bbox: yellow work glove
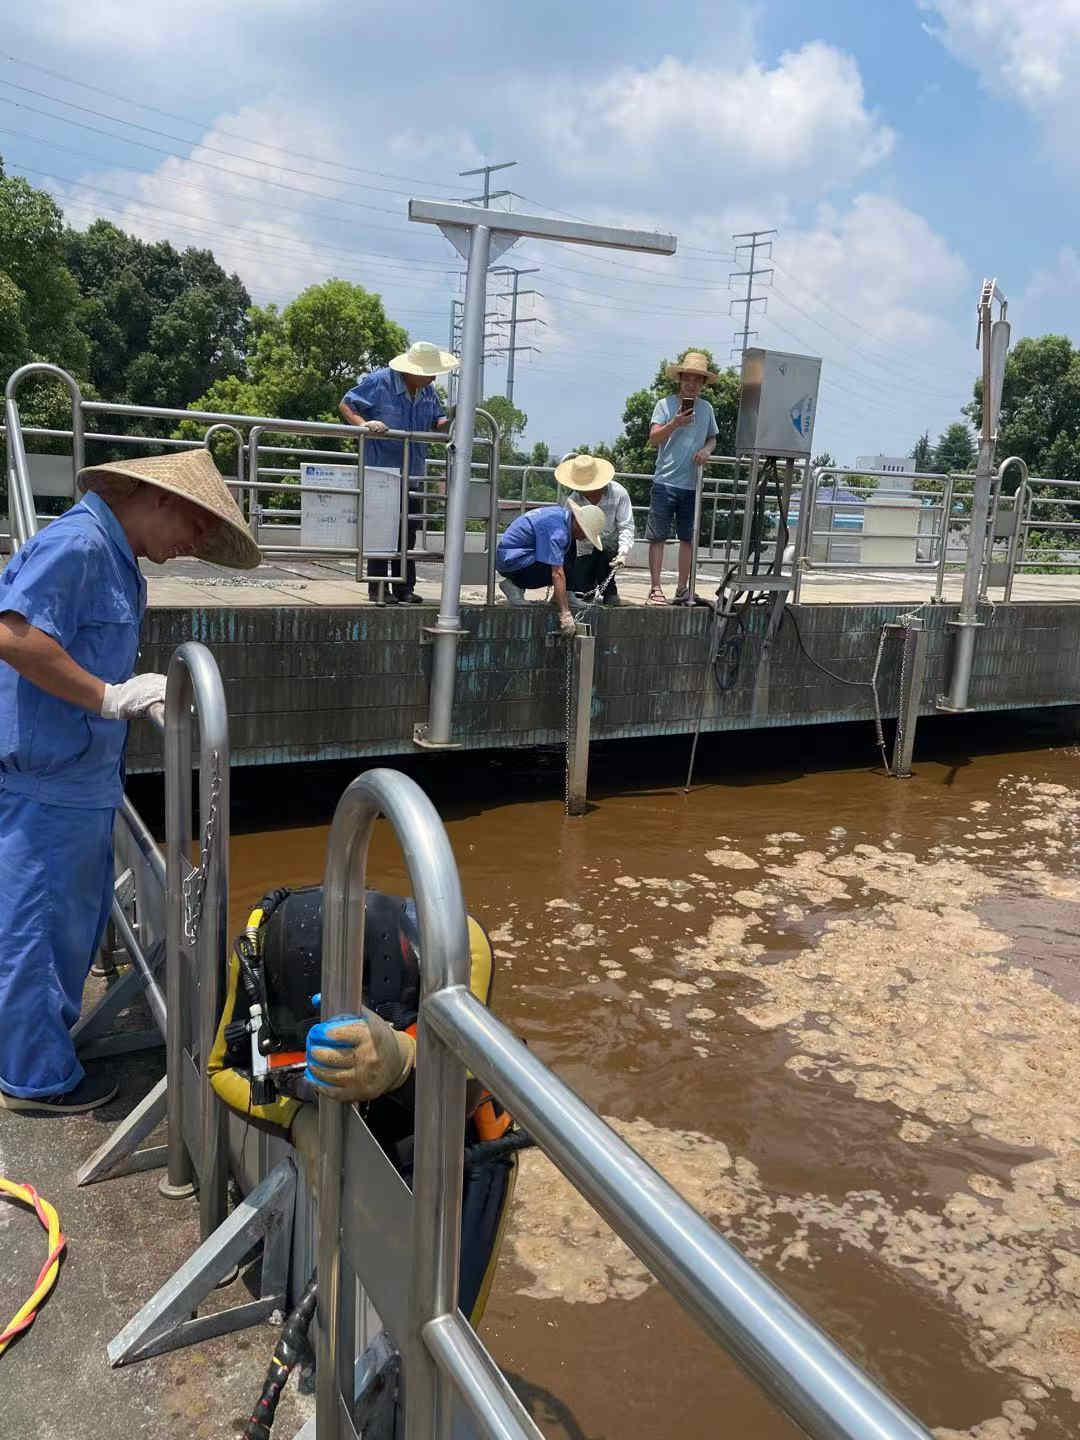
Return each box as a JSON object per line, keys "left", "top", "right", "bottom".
{"left": 304, "top": 1008, "right": 415, "bottom": 1102}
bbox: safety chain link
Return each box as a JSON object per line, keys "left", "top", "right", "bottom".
{"left": 182, "top": 752, "right": 222, "bottom": 945}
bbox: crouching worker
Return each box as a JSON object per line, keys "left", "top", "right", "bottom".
{"left": 495, "top": 498, "right": 606, "bottom": 635}
{"left": 208, "top": 886, "right": 523, "bottom": 1327}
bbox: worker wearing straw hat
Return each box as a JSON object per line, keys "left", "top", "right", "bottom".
{"left": 340, "top": 340, "right": 458, "bottom": 605}
{"left": 0, "top": 449, "right": 258, "bottom": 1114}
{"left": 496, "top": 498, "right": 606, "bottom": 635}
{"left": 646, "top": 350, "right": 719, "bottom": 605}
{"left": 555, "top": 453, "right": 635, "bottom": 607}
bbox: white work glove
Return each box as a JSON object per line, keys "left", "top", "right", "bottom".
{"left": 559, "top": 611, "right": 577, "bottom": 637}
{"left": 304, "top": 1008, "right": 415, "bottom": 1102}
{"left": 610, "top": 554, "right": 627, "bottom": 570}
{"left": 362, "top": 419, "right": 388, "bottom": 436}
{"left": 101, "top": 673, "right": 167, "bottom": 725}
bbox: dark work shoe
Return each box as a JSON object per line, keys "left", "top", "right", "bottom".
{"left": 0, "top": 1072, "right": 119, "bottom": 1115}
{"left": 396, "top": 590, "right": 423, "bottom": 605}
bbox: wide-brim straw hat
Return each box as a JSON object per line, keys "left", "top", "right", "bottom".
{"left": 78, "top": 449, "right": 261, "bottom": 570}
{"left": 665, "top": 350, "right": 718, "bottom": 383}
{"left": 566, "top": 498, "right": 605, "bottom": 550}
{"left": 555, "top": 452, "right": 616, "bottom": 491}
{"left": 389, "top": 340, "right": 460, "bottom": 377}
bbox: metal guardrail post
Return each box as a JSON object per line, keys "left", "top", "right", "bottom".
{"left": 315, "top": 769, "right": 472, "bottom": 1440}
{"left": 162, "top": 643, "right": 231, "bottom": 1240}
{"left": 202, "top": 423, "right": 245, "bottom": 505}
{"left": 935, "top": 477, "right": 954, "bottom": 601}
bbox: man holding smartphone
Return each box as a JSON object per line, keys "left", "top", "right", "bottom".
{"left": 645, "top": 350, "right": 719, "bottom": 605}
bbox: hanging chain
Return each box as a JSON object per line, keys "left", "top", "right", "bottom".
{"left": 182, "top": 752, "right": 222, "bottom": 945}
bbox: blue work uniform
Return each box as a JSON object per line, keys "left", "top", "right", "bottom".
{"left": 496, "top": 506, "right": 573, "bottom": 590}
{"left": 341, "top": 367, "right": 446, "bottom": 594}
{"left": 0, "top": 493, "right": 145, "bottom": 1098}
{"left": 340, "top": 367, "right": 445, "bottom": 477}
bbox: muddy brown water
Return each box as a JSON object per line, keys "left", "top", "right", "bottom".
{"left": 131, "top": 711, "right": 1080, "bottom": 1439}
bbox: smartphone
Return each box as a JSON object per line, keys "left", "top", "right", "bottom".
{"left": 679, "top": 396, "right": 695, "bottom": 415}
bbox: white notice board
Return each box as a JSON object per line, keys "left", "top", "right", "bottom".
{"left": 299, "top": 462, "right": 401, "bottom": 554}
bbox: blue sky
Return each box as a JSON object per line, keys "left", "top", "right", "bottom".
{"left": 2, "top": 1, "right": 1078, "bottom": 465}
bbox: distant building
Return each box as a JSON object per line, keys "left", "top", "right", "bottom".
{"left": 854, "top": 454, "right": 914, "bottom": 491}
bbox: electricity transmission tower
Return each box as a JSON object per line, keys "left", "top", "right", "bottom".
{"left": 448, "top": 160, "right": 519, "bottom": 399}
{"left": 489, "top": 267, "right": 543, "bottom": 404}
{"left": 459, "top": 160, "right": 517, "bottom": 209}
{"left": 729, "top": 229, "right": 776, "bottom": 361}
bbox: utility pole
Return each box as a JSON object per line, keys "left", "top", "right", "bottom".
{"left": 490, "top": 266, "right": 543, "bottom": 404}
{"left": 729, "top": 229, "right": 776, "bottom": 361}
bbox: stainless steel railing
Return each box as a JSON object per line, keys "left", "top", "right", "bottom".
{"left": 316, "top": 767, "right": 934, "bottom": 1440}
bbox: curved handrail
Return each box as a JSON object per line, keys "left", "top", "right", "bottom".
{"left": 316, "top": 768, "right": 471, "bottom": 1439}
{"left": 4, "top": 364, "right": 85, "bottom": 545}
{"left": 163, "top": 641, "right": 231, "bottom": 1239}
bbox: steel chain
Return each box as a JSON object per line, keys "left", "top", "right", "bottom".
{"left": 182, "top": 753, "right": 222, "bottom": 945}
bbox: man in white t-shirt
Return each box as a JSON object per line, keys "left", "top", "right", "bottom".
{"left": 646, "top": 351, "right": 718, "bottom": 606}
{"left": 556, "top": 453, "right": 635, "bottom": 606}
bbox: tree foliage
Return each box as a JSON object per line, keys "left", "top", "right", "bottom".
{"left": 933, "top": 422, "right": 976, "bottom": 475}
{"left": 0, "top": 160, "right": 90, "bottom": 434}
{"left": 581, "top": 346, "right": 741, "bottom": 508}
{"left": 911, "top": 431, "right": 934, "bottom": 472}
{"left": 63, "top": 220, "right": 250, "bottom": 408}
{"left": 968, "top": 334, "right": 1080, "bottom": 485}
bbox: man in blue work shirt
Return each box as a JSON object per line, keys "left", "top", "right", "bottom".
{"left": 646, "top": 350, "right": 719, "bottom": 606}
{"left": 0, "top": 449, "right": 258, "bottom": 1114}
{"left": 339, "top": 340, "right": 458, "bottom": 604}
{"left": 496, "top": 499, "right": 606, "bottom": 635}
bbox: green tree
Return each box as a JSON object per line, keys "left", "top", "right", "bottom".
{"left": 967, "top": 334, "right": 1080, "bottom": 484}
{"left": 911, "top": 431, "right": 934, "bottom": 472}
{"left": 0, "top": 160, "right": 90, "bottom": 430}
{"left": 64, "top": 219, "right": 249, "bottom": 407}
{"left": 528, "top": 440, "right": 551, "bottom": 467}
{"left": 585, "top": 347, "right": 741, "bottom": 509}
{"left": 933, "top": 422, "right": 975, "bottom": 475}
{"left": 479, "top": 393, "right": 528, "bottom": 466}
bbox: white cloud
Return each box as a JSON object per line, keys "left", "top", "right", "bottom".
{"left": 526, "top": 42, "right": 894, "bottom": 193}
{"left": 24, "top": 0, "right": 320, "bottom": 54}
{"left": 917, "top": 0, "right": 1080, "bottom": 108}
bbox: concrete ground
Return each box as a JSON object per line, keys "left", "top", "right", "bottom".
{"left": 0, "top": 973, "right": 315, "bottom": 1440}
{"left": 142, "top": 553, "right": 1080, "bottom": 609}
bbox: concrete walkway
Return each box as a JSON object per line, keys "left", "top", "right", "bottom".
{"left": 0, "top": 977, "right": 314, "bottom": 1439}
{"left": 144, "top": 555, "right": 1080, "bottom": 609}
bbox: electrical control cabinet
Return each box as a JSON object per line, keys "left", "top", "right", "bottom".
{"left": 735, "top": 348, "right": 821, "bottom": 459}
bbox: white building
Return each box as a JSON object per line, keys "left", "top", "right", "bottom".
{"left": 854, "top": 454, "right": 915, "bottom": 491}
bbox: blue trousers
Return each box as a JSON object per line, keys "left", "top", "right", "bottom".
{"left": 0, "top": 790, "right": 114, "bottom": 1098}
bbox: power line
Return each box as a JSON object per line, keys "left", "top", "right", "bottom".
{"left": 0, "top": 95, "right": 404, "bottom": 217}
{"left": 0, "top": 51, "right": 465, "bottom": 192}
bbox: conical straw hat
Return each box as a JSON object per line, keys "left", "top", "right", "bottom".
{"left": 78, "top": 448, "right": 261, "bottom": 570}
{"left": 566, "top": 498, "right": 605, "bottom": 550}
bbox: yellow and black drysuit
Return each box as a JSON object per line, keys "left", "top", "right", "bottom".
{"left": 208, "top": 885, "right": 519, "bottom": 1326}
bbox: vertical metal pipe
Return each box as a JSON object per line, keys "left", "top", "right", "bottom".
{"left": 935, "top": 476, "right": 954, "bottom": 602}
{"left": 399, "top": 436, "right": 412, "bottom": 589}
{"left": 425, "top": 223, "right": 491, "bottom": 746}
{"left": 163, "top": 661, "right": 195, "bottom": 1197}
{"left": 476, "top": 410, "right": 500, "bottom": 605}
{"left": 688, "top": 463, "right": 703, "bottom": 598}
{"left": 354, "top": 432, "right": 366, "bottom": 584}
{"left": 193, "top": 650, "right": 230, "bottom": 1242}
{"left": 247, "top": 425, "right": 263, "bottom": 543}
